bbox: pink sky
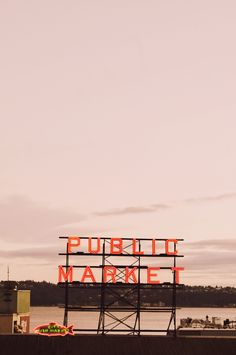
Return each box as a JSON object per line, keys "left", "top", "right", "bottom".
{"left": 0, "top": 0, "right": 236, "bottom": 285}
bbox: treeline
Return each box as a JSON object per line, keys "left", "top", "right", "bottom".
{"left": 0, "top": 281, "right": 235, "bottom": 307}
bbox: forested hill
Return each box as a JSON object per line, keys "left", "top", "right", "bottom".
{"left": 1, "top": 281, "right": 235, "bottom": 307}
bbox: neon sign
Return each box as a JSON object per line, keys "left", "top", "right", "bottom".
{"left": 58, "top": 237, "right": 184, "bottom": 284}
{"left": 34, "top": 322, "right": 74, "bottom": 336}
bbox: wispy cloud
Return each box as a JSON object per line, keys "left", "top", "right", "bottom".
{"left": 0, "top": 246, "right": 57, "bottom": 260}
{"left": 92, "top": 192, "right": 236, "bottom": 217}
{"left": 185, "top": 239, "right": 236, "bottom": 250}
{"left": 185, "top": 251, "right": 236, "bottom": 273}
{"left": 1, "top": 192, "right": 236, "bottom": 247}
{"left": 183, "top": 239, "right": 236, "bottom": 276}
{"left": 93, "top": 204, "right": 170, "bottom": 217}
{"left": 0, "top": 195, "right": 85, "bottom": 243}
{"left": 183, "top": 193, "right": 236, "bottom": 204}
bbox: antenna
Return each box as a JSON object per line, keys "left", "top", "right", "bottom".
{"left": 7, "top": 265, "right": 9, "bottom": 281}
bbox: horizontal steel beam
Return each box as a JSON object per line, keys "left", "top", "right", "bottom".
{"left": 59, "top": 236, "right": 184, "bottom": 241}
{"left": 59, "top": 252, "right": 184, "bottom": 257}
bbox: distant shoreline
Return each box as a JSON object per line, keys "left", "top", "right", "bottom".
{"left": 1, "top": 281, "right": 236, "bottom": 308}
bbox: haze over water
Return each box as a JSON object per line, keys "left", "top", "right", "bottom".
{"left": 30, "top": 307, "right": 236, "bottom": 334}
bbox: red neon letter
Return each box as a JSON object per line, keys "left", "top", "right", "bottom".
{"left": 165, "top": 239, "right": 178, "bottom": 255}
{"left": 88, "top": 237, "right": 101, "bottom": 254}
{"left": 104, "top": 266, "right": 117, "bottom": 283}
{"left": 147, "top": 267, "right": 160, "bottom": 284}
{"left": 171, "top": 267, "right": 184, "bottom": 284}
{"left": 132, "top": 238, "right": 144, "bottom": 255}
{"left": 110, "top": 238, "right": 123, "bottom": 254}
{"left": 58, "top": 265, "right": 73, "bottom": 282}
{"left": 68, "top": 236, "right": 80, "bottom": 253}
{"left": 81, "top": 266, "right": 96, "bottom": 283}
{"left": 152, "top": 239, "right": 156, "bottom": 255}
{"left": 125, "top": 267, "right": 138, "bottom": 283}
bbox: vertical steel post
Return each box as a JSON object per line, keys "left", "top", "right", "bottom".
{"left": 137, "top": 240, "right": 141, "bottom": 335}
{"left": 98, "top": 239, "right": 106, "bottom": 334}
{"left": 63, "top": 242, "right": 69, "bottom": 327}
{"left": 173, "top": 243, "right": 177, "bottom": 337}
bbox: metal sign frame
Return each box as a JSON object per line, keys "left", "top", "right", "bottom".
{"left": 58, "top": 236, "right": 184, "bottom": 335}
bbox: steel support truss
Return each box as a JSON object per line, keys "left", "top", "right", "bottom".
{"left": 58, "top": 236, "right": 184, "bottom": 335}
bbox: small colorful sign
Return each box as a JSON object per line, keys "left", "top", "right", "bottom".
{"left": 33, "top": 322, "right": 74, "bottom": 336}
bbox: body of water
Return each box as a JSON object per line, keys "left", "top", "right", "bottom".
{"left": 30, "top": 307, "right": 236, "bottom": 333}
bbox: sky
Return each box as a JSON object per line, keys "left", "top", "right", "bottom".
{"left": 0, "top": 0, "right": 236, "bottom": 286}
